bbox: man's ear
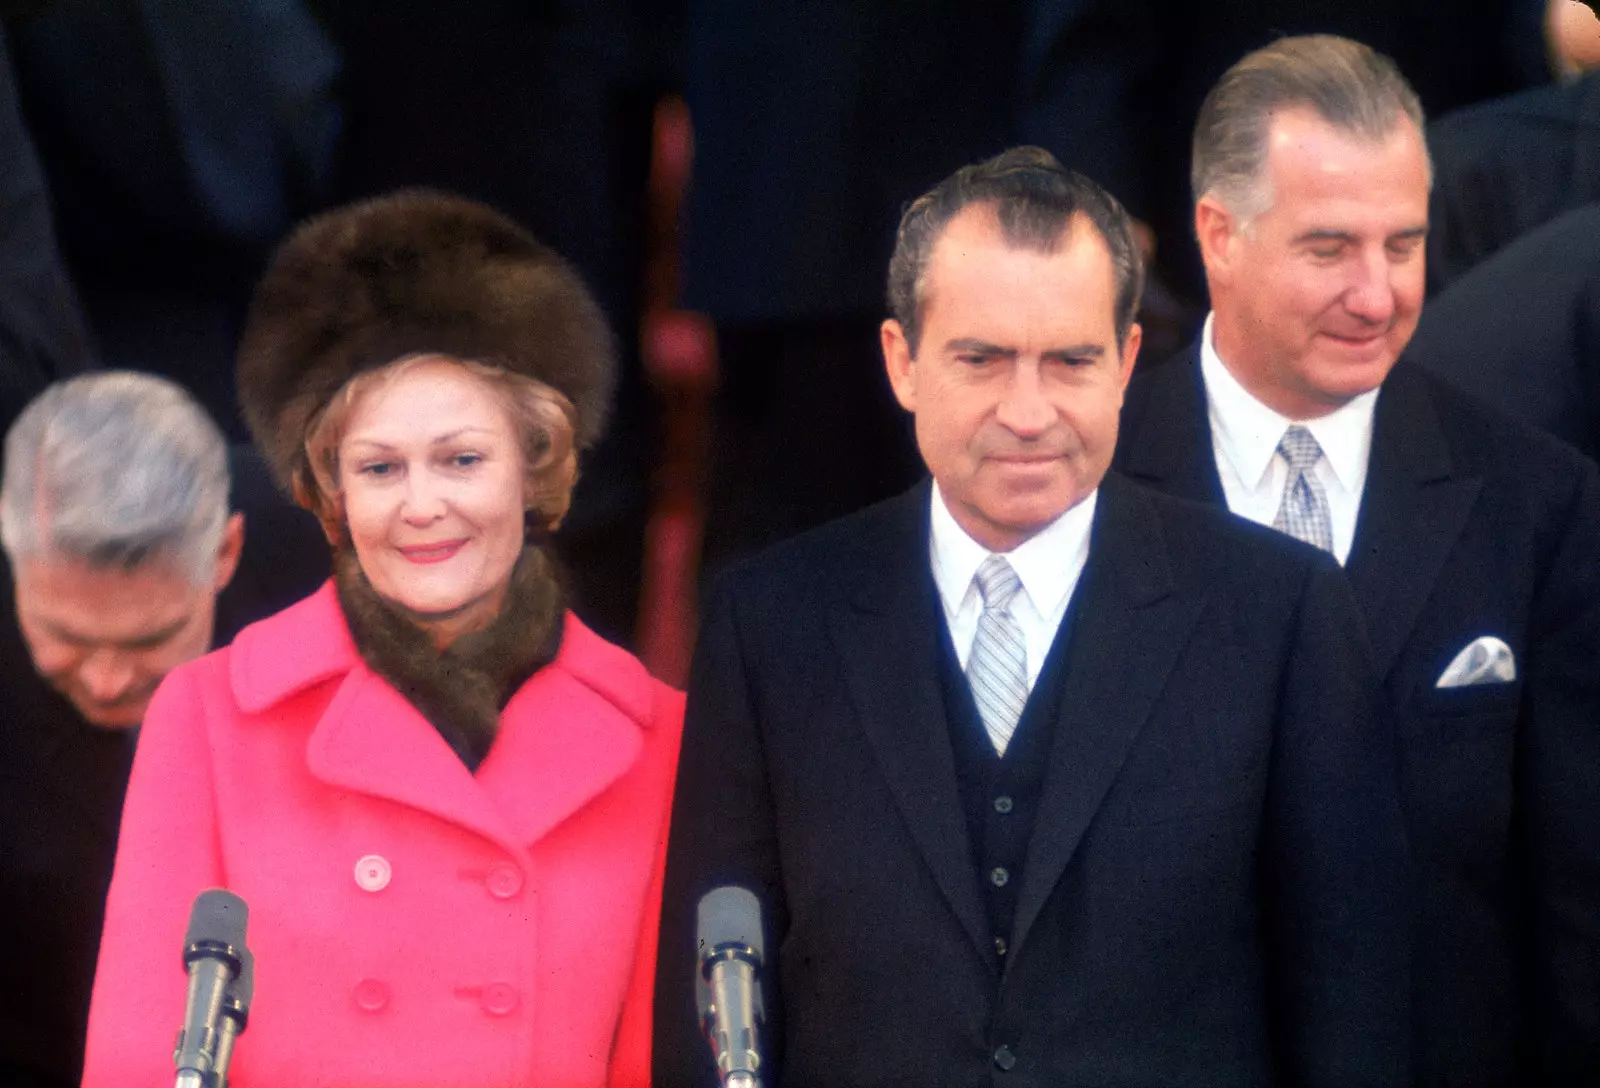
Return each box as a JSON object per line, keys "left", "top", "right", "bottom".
{"left": 213, "top": 512, "right": 245, "bottom": 593}
{"left": 881, "top": 318, "right": 917, "bottom": 413}
{"left": 1194, "top": 195, "right": 1239, "bottom": 282}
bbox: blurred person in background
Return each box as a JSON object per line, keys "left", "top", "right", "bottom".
{"left": 81, "top": 192, "right": 683, "bottom": 1088}
{"left": 0, "top": 23, "right": 87, "bottom": 441}
{"left": 0, "top": 371, "right": 325, "bottom": 1088}
{"left": 4, "top": 0, "right": 341, "bottom": 438}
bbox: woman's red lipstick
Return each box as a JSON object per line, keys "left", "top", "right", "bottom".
{"left": 398, "top": 539, "right": 468, "bottom": 564}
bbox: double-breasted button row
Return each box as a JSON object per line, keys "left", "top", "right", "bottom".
{"left": 353, "top": 854, "right": 526, "bottom": 900}
{"left": 353, "top": 979, "right": 524, "bottom": 1016}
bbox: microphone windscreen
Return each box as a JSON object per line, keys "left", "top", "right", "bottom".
{"left": 697, "top": 886, "right": 764, "bottom": 961}
{"left": 185, "top": 888, "right": 249, "bottom": 951}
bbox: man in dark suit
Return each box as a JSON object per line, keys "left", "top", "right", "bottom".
{"left": 0, "top": 372, "right": 327, "bottom": 1088}
{"left": 1114, "top": 35, "right": 1600, "bottom": 1085}
{"left": 1408, "top": 201, "right": 1600, "bottom": 460}
{"left": 655, "top": 147, "right": 1412, "bottom": 1087}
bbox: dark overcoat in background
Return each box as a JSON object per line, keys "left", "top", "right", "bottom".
{"left": 1409, "top": 202, "right": 1600, "bottom": 461}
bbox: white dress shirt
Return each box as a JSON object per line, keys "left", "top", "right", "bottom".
{"left": 929, "top": 482, "right": 1095, "bottom": 689}
{"left": 1199, "top": 313, "right": 1378, "bottom": 565}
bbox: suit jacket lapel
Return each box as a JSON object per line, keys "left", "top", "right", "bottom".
{"left": 1346, "top": 363, "right": 1481, "bottom": 676}
{"left": 1119, "top": 346, "right": 1228, "bottom": 506}
{"left": 827, "top": 484, "right": 992, "bottom": 963}
{"left": 1009, "top": 478, "right": 1205, "bottom": 965}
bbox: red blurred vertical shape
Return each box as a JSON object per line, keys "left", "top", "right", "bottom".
{"left": 636, "top": 96, "right": 717, "bottom": 687}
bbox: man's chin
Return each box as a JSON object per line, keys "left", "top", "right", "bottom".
{"left": 71, "top": 698, "right": 148, "bottom": 730}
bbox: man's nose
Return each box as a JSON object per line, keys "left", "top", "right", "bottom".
{"left": 78, "top": 651, "right": 137, "bottom": 703}
{"left": 1343, "top": 249, "right": 1398, "bottom": 325}
{"left": 994, "top": 361, "right": 1054, "bottom": 436}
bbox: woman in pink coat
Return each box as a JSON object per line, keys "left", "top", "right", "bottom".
{"left": 81, "top": 193, "right": 685, "bottom": 1088}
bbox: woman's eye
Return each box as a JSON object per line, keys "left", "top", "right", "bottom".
{"left": 359, "top": 461, "right": 397, "bottom": 477}
{"left": 452, "top": 452, "right": 483, "bottom": 468}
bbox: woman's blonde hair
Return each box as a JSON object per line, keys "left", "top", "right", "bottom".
{"left": 297, "top": 354, "right": 578, "bottom": 546}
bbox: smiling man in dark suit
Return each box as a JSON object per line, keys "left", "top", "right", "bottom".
{"left": 1114, "top": 34, "right": 1600, "bottom": 1085}
{"left": 655, "top": 147, "right": 1412, "bottom": 1088}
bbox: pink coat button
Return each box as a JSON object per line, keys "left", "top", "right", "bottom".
{"left": 485, "top": 864, "right": 524, "bottom": 899}
{"left": 353, "top": 978, "right": 390, "bottom": 1012}
{"left": 354, "top": 854, "right": 391, "bottom": 892}
{"left": 480, "top": 982, "right": 521, "bottom": 1016}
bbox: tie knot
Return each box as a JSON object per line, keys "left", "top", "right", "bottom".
{"left": 1277, "top": 425, "right": 1324, "bottom": 473}
{"left": 974, "top": 555, "right": 1022, "bottom": 611}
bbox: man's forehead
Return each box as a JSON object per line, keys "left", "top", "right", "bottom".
{"left": 16, "top": 554, "right": 209, "bottom": 624}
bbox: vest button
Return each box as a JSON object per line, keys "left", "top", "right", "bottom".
{"left": 993, "top": 794, "right": 1014, "bottom": 814}
{"left": 486, "top": 864, "right": 524, "bottom": 899}
{"left": 992, "top": 1044, "right": 1017, "bottom": 1071}
{"left": 353, "top": 978, "right": 390, "bottom": 1012}
{"left": 989, "top": 866, "right": 1010, "bottom": 888}
{"left": 354, "top": 854, "right": 391, "bottom": 892}
{"left": 481, "top": 982, "right": 521, "bottom": 1016}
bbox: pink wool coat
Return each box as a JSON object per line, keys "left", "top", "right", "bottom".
{"left": 80, "top": 585, "right": 685, "bottom": 1088}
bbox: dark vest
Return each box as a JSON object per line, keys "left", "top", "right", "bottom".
{"left": 938, "top": 594, "right": 1078, "bottom": 964}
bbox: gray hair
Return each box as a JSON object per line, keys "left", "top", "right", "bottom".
{"left": 887, "top": 146, "right": 1145, "bottom": 355}
{"left": 1192, "top": 34, "right": 1429, "bottom": 220}
{"left": 1, "top": 372, "right": 231, "bottom": 584}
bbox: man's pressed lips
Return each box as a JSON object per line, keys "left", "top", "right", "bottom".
{"left": 399, "top": 540, "right": 468, "bottom": 564}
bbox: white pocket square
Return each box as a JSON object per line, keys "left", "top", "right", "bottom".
{"left": 1436, "top": 636, "right": 1516, "bottom": 688}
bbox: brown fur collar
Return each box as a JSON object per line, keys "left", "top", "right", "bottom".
{"left": 334, "top": 544, "right": 565, "bottom": 770}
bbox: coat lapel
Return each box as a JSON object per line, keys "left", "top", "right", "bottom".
{"left": 1118, "top": 347, "right": 1228, "bottom": 506}
{"left": 1008, "top": 478, "right": 1205, "bottom": 966}
{"left": 242, "top": 589, "right": 649, "bottom": 859}
{"left": 474, "top": 619, "right": 647, "bottom": 847}
{"left": 827, "top": 485, "right": 992, "bottom": 963}
{"left": 1346, "top": 363, "right": 1481, "bottom": 676}
{"left": 306, "top": 666, "right": 527, "bottom": 859}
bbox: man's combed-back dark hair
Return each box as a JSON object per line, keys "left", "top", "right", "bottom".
{"left": 886, "top": 146, "right": 1144, "bottom": 354}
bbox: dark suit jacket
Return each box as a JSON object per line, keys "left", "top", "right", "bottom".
{"left": 1426, "top": 72, "right": 1600, "bottom": 296}
{"left": 1115, "top": 351, "right": 1600, "bottom": 1085}
{"left": 1409, "top": 202, "right": 1600, "bottom": 461}
{"left": 655, "top": 476, "right": 1412, "bottom": 1087}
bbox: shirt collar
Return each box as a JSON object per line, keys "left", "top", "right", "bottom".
{"left": 1199, "top": 313, "right": 1379, "bottom": 493}
{"left": 929, "top": 481, "right": 1097, "bottom": 618}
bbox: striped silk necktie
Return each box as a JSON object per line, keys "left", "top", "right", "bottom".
{"left": 1272, "top": 425, "right": 1334, "bottom": 555}
{"left": 968, "top": 555, "right": 1028, "bottom": 757}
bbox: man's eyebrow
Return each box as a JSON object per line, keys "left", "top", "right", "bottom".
{"left": 1042, "top": 344, "right": 1107, "bottom": 362}
{"left": 944, "top": 338, "right": 1016, "bottom": 357}
{"left": 44, "top": 616, "right": 189, "bottom": 649}
{"left": 1292, "top": 229, "right": 1359, "bottom": 246}
{"left": 1291, "top": 225, "right": 1429, "bottom": 246}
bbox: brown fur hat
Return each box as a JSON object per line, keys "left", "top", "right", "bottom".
{"left": 236, "top": 189, "right": 616, "bottom": 497}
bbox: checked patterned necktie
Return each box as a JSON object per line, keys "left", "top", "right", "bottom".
{"left": 967, "top": 555, "right": 1028, "bottom": 757}
{"left": 1271, "top": 424, "right": 1334, "bottom": 555}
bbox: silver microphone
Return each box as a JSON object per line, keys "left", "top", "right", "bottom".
{"left": 173, "top": 889, "right": 250, "bottom": 1088}
{"left": 696, "top": 886, "right": 766, "bottom": 1088}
